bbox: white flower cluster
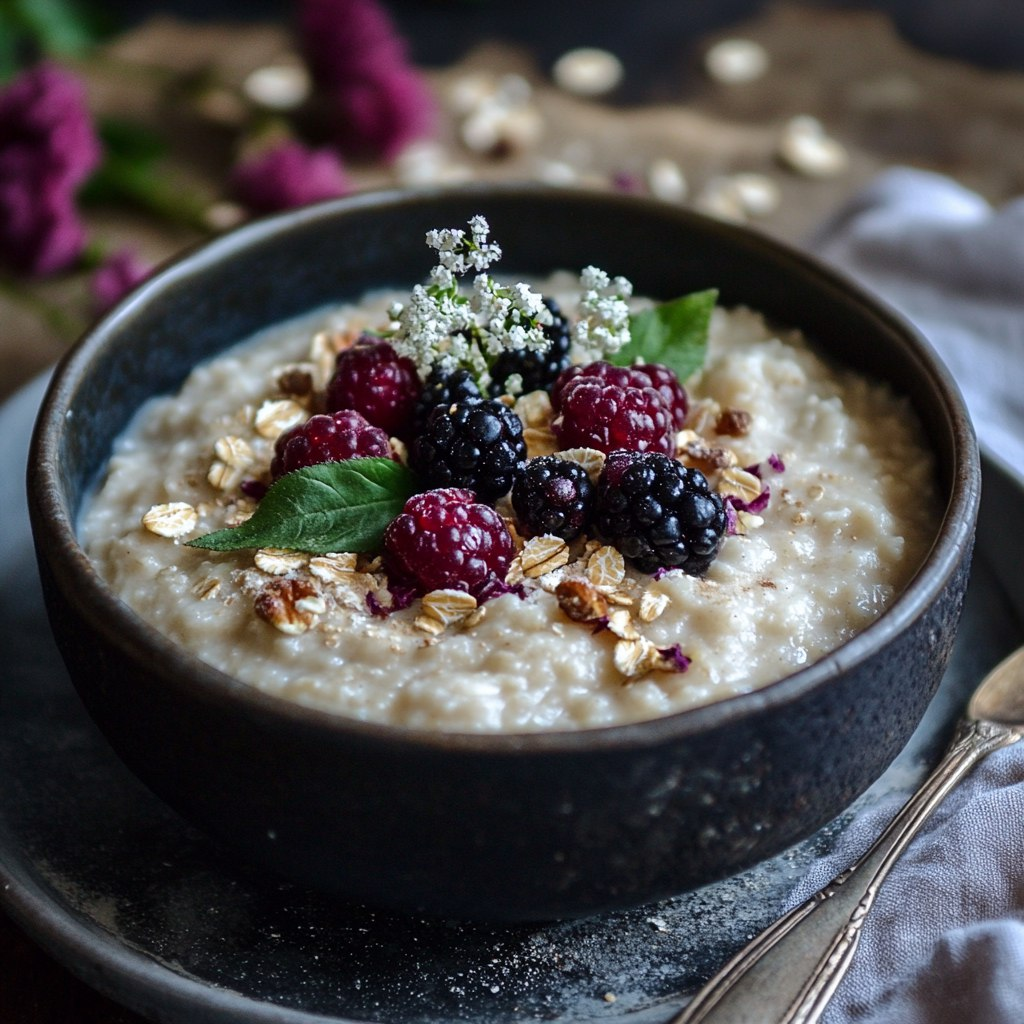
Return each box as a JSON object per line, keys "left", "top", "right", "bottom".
{"left": 572, "top": 265, "right": 634, "bottom": 360}
{"left": 388, "top": 216, "right": 553, "bottom": 392}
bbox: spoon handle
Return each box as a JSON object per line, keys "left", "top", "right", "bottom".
{"left": 669, "top": 717, "right": 1021, "bottom": 1024}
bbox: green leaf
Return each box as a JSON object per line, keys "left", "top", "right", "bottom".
{"left": 613, "top": 288, "right": 718, "bottom": 382}
{"left": 11, "top": 0, "right": 100, "bottom": 55}
{"left": 188, "top": 458, "right": 417, "bottom": 555}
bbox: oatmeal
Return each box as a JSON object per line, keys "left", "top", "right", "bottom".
{"left": 81, "top": 295, "right": 936, "bottom": 732}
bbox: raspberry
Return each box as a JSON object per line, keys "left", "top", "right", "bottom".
{"left": 553, "top": 375, "right": 674, "bottom": 455}
{"left": 629, "top": 363, "right": 689, "bottom": 430}
{"left": 594, "top": 450, "right": 728, "bottom": 575}
{"left": 270, "top": 409, "right": 392, "bottom": 479}
{"left": 383, "top": 488, "right": 516, "bottom": 597}
{"left": 550, "top": 361, "right": 650, "bottom": 412}
{"left": 511, "top": 456, "right": 594, "bottom": 541}
{"left": 412, "top": 399, "right": 526, "bottom": 503}
{"left": 488, "top": 298, "right": 572, "bottom": 397}
{"left": 413, "top": 366, "right": 481, "bottom": 434}
{"left": 325, "top": 337, "right": 420, "bottom": 439}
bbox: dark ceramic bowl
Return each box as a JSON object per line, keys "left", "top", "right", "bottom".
{"left": 28, "top": 186, "right": 979, "bottom": 921}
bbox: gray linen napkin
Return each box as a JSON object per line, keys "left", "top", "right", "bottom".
{"left": 780, "top": 168, "right": 1024, "bottom": 1023}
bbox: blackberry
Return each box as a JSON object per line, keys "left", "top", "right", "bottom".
{"left": 412, "top": 399, "right": 526, "bottom": 503}
{"left": 270, "top": 409, "right": 392, "bottom": 479}
{"left": 553, "top": 375, "right": 674, "bottom": 455}
{"left": 413, "top": 366, "right": 481, "bottom": 434}
{"left": 325, "top": 337, "right": 419, "bottom": 439}
{"left": 594, "top": 450, "right": 728, "bottom": 575}
{"left": 383, "top": 488, "right": 516, "bottom": 597}
{"left": 488, "top": 298, "right": 572, "bottom": 397}
{"left": 511, "top": 456, "right": 594, "bottom": 541}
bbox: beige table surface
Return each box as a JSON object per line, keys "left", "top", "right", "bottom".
{"left": 3, "top": 3, "right": 1024, "bottom": 1020}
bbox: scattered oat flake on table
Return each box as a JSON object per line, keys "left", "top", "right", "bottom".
{"left": 777, "top": 116, "right": 849, "bottom": 178}
{"left": 142, "top": 502, "right": 197, "bottom": 538}
{"left": 552, "top": 47, "right": 623, "bottom": 97}
{"left": 243, "top": 63, "right": 311, "bottom": 111}
{"left": 704, "top": 38, "right": 769, "bottom": 84}
{"left": 647, "top": 158, "right": 687, "bottom": 203}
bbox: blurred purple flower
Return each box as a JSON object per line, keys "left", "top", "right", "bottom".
{"left": 230, "top": 141, "right": 352, "bottom": 214}
{"left": 297, "top": 0, "right": 435, "bottom": 160}
{"left": 0, "top": 62, "right": 102, "bottom": 276}
{"left": 92, "top": 248, "right": 152, "bottom": 316}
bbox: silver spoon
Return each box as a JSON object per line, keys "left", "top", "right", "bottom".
{"left": 670, "top": 645, "right": 1024, "bottom": 1024}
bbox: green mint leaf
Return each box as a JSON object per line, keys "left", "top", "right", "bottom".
{"left": 613, "top": 288, "right": 718, "bottom": 381}
{"left": 187, "top": 458, "right": 416, "bottom": 555}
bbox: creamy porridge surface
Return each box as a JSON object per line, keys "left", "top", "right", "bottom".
{"left": 81, "top": 279, "right": 938, "bottom": 732}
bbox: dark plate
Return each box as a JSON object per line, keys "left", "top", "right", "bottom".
{"left": 1, "top": 374, "right": 1019, "bottom": 1022}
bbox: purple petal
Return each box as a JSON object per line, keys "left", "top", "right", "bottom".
{"left": 0, "top": 62, "right": 102, "bottom": 276}
{"left": 658, "top": 644, "right": 691, "bottom": 672}
{"left": 92, "top": 247, "right": 152, "bottom": 315}
{"left": 767, "top": 452, "right": 786, "bottom": 473}
{"left": 231, "top": 141, "right": 352, "bottom": 214}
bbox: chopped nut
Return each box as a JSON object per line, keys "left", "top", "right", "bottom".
{"left": 555, "top": 578, "right": 609, "bottom": 622}
{"left": 587, "top": 545, "right": 625, "bottom": 588}
{"left": 639, "top": 590, "right": 671, "bottom": 622}
{"left": 714, "top": 408, "right": 753, "bottom": 437}
{"left": 553, "top": 446, "right": 606, "bottom": 483}
{"left": 275, "top": 364, "right": 316, "bottom": 398}
{"left": 719, "top": 466, "right": 764, "bottom": 504}
{"left": 142, "top": 501, "right": 198, "bottom": 538}
{"left": 421, "top": 589, "right": 478, "bottom": 628}
{"left": 521, "top": 535, "right": 570, "bottom": 577}
{"left": 309, "top": 552, "right": 359, "bottom": 584}
{"left": 523, "top": 425, "right": 559, "bottom": 458}
{"left": 214, "top": 435, "right": 254, "bottom": 469}
{"left": 389, "top": 436, "right": 408, "bottom": 464}
{"left": 254, "top": 578, "right": 322, "bottom": 634}
{"left": 254, "top": 548, "right": 309, "bottom": 575}
{"left": 678, "top": 438, "right": 739, "bottom": 475}
{"left": 255, "top": 399, "right": 306, "bottom": 439}
{"left": 606, "top": 608, "right": 639, "bottom": 640}
{"left": 207, "top": 460, "right": 244, "bottom": 492}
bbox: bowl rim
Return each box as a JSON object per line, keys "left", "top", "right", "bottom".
{"left": 28, "top": 183, "right": 982, "bottom": 754}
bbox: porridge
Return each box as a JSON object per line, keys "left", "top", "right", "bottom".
{"left": 81, "top": 218, "right": 937, "bottom": 732}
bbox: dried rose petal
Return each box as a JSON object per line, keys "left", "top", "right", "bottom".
{"left": 0, "top": 62, "right": 102, "bottom": 276}
{"left": 231, "top": 141, "right": 351, "bottom": 214}
{"left": 92, "top": 247, "right": 151, "bottom": 316}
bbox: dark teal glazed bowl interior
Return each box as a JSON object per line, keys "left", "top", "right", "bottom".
{"left": 28, "top": 186, "right": 980, "bottom": 920}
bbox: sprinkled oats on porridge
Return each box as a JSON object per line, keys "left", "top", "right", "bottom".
{"left": 80, "top": 217, "right": 937, "bottom": 732}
